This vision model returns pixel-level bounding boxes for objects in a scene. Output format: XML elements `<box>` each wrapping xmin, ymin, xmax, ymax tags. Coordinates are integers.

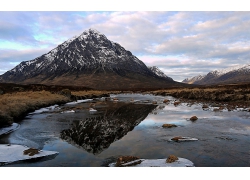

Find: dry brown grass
<box><xmin>151</xmin><ymin>84</ymin><xmax>250</xmax><ymax>103</ymax></box>
<box><xmin>0</xmin><ymin>90</ymin><xmax>70</xmax><ymax>127</ymax></box>
<box><xmin>71</xmin><ymin>90</ymin><xmax>119</xmax><ymax>96</ymax></box>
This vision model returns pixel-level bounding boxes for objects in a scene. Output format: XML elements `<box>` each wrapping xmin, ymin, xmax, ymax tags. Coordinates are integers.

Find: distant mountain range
<box><xmin>0</xmin><ymin>28</ymin><xmax>180</xmax><ymax>90</ymax></box>
<box><xmin>183</xmin><ymin>64</ymin><xmax>250</xmax><ymax>85</ymax></box>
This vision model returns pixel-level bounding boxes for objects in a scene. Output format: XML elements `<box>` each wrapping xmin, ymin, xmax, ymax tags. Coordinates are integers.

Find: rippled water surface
<box><xmin>1</xmin><ymin>93</ymin><xmax>250</xmax><ymax>167</ymax></box>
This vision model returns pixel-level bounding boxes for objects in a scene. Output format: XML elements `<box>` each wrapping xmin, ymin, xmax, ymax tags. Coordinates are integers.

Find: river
<box><xmin>1</xmin><ymin>93</ymin><xmax>250</xmax><ymax>167</ymax></box>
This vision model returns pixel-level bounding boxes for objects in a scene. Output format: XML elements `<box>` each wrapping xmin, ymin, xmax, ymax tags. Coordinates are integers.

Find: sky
<box><xmin>0</xmin><ymin>1</ymin><xmax>250</xmax><ymax>82</ymax></box>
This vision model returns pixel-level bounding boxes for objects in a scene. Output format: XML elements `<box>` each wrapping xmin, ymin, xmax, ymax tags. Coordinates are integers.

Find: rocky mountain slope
<box><xmin>148</xmin><ymin>66</ymin><xmax>173</xmax><ymax>81</ymax></box>
<box><xmin>182</xmin><ymin>64</ymin><xmax>250</xmax><ymax>85</ymax></box>
<box><xmin>0</xmin><ymin>28</ymin><xmax>179</xmax><ymax>90</ymax></box>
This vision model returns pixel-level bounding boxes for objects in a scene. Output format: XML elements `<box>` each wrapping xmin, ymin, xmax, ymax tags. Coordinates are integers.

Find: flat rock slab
<box><xmin>0</xmin><ymin>123</ymin><xmax>20</xmax><ymax>136</ymax></box>
<box><xmin>0</xmin><ymin>144</ymin><xmax>58</xmax><ymax>165</ymax></box>
<box><xmin>108</xmin><ymin>158</ymin><xmax>194</xmax><ymax>167</ymax></box>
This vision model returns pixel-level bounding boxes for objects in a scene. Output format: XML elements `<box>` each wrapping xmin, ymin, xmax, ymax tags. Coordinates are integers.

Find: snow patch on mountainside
<box><xmin>148</xmin><ymin>66</ymin><xmax>173</xmax><ymax>81</ymax></box>
<box><xmin>182</xmin><ymin>64</ymin><xmax>250</xmax><ymax>84</ymax></box>
<box><xmin>182</xmin><ymin>74</ymin><xmax>205</xmax><ymax>84</ymax></box>
<box><xmin>211</xmin><ymin>64</ymin><xmax>248</xmax><ymax>76</ymax></box>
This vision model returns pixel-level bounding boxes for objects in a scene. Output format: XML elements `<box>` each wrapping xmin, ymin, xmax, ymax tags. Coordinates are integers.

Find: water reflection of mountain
<box><xmin>60</xmin><ymin>103</ymin><xmax>156</xmax><ymax>154</ymax></box>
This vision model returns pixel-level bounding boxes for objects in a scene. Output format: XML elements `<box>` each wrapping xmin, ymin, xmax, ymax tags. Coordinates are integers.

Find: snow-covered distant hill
<box><xmin>148</xmin><ymin>66</ymin><xmax>173</xmax><ymax>81</ymax></box>
<box><xmin>182</xmin><ymin>64</ymin><xmax>250</xmax><ymax>85</ymax></box>
<box><xmin>0</xmin><ymin>28</ymin><xmax>179</xmax><ymax>90</ymax></box>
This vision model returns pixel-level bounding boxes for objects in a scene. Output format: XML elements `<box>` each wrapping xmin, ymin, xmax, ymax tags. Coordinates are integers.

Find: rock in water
<box><xmin>190</xmin><ymin>116</ymin><xmax>198</xmax><ymax>121</ymax></box>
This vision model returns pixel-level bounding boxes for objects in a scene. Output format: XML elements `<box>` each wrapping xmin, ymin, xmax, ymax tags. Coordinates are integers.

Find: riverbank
<box><xmin>150</xmin><ymin>83</ymin><xmax>250</xmax><ymax>109</ymax></box>
<box><xmin>0</xmin><ymin>89</ymin><xmax>113</xmax><ymax>128</ymax></box>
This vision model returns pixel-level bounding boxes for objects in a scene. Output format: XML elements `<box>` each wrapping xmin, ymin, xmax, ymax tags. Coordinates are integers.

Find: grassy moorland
<box><xmin>0</xmin><ymin>91</ymin><xmax>70</xmax><ymax>127</ymax></box>
<box><xmin>0</xmin><ymin>83</ymin><xmax>115</xmax><ymax>128</ymax></box>
<box><xmin>1</xmin><ymin>82</ymin><xmax>250</xmax><ymax>128</ymax></box>
<box><xmin>150</xmin><ymin>83</ymin><xmax>250</xmax><ymax>108</ymax></box>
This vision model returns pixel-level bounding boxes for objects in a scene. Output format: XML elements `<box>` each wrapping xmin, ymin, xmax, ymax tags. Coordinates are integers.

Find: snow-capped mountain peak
<box><xmin>0</xmin><ymin>28</ymin><xmax>176</xmax><ymax>89</ymax></box>
<box><xmin>148</xmin><ymin>66</ymin><xmax>173</xmax><ymax>81</ymax></box>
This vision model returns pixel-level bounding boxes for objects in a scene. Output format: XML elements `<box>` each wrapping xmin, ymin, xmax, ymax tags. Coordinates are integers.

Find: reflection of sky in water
<box><xmin>2</xmin><ymin>93</ymin><xmax>250</xmax><ymax>167</ymax></box>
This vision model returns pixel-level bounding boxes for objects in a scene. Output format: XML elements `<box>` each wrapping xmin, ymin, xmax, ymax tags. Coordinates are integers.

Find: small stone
<box><xmin>166</xmin><ymin>155</ymin><xmax>179</xmax><ymax>163</ymax></box>
<box><xmin>190</xmin><ymin>116</ymin><xmax>198</xmax><ymax>121</ymax></box>
<box><xmin>163</xmin><ymin>99</ymin><xmax>169</xmax><ymax>103</ymax></box>
<box><xmin>152</xmin><ymin>101</ymin><xmax>157</xmax><ymax>104</ymax></box>
<box><xmin>162</xmin><ymin>124</ymin><xmax>177</xmax><ymax>128</ymax></box>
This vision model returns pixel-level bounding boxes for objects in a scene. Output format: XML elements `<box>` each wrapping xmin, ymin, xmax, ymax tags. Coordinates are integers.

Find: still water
<box><xmin>1</xmin><ymin>93</ymin><xmax>250</xmax><ymax>167</ymax></box>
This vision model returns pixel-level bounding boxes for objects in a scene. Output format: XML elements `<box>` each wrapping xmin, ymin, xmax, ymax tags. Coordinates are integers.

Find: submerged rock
<box><xmin>162</xmin><ymin>124</ymin><xmax>177</xmax><ymax>128</ymax></box>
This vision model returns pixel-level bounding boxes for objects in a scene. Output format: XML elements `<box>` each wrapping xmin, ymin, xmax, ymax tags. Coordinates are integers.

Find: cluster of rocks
<box><xmin>114</xmin><ymin>155</ymin><xmax>180</xmax><ymax>167</ymax></box>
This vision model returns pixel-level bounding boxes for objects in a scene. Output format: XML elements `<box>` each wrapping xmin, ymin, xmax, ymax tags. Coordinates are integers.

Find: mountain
<box><xmin>0</xmin><ymin>28</ymin><xmax>180</xmax><ymax>90</ymax></box>
<box><xmin>148</xmin><ymin>66</ymin><xmax>173</xmax><ymax>81</ymax></box>
<box><xmin>182</xmin><ymin>75</ymin><xmax>205</xmax><ymax>84</ymax></box>
<box><xmin>182</xmin><ymin>64</ymin><xmax>250</xmax><ymax>85</ymax></box>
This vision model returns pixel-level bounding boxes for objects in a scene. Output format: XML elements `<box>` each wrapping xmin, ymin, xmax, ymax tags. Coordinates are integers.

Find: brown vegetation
<box><xmin>152</xmin><ymin>83</ymin><xmax>250</xmax><ymax>103</ymax></box>
<box><xmin>166</xmin><ymin>155</ymin><xmax>179</xmax><ymax>163</ymax></box>
<box><xmin>0</xmin><ymin>91</ymin><xmax>70</xmax><ymax>127</ymax></box>
<box><xmin>0</xmin><ymin>83</ymin><xmax>116</xmax><ymax>128</ymax></box>
<box><xmin>115</xmin><ymin>156</ymin><xmax>141</xmax><ymax>167</ymax></box>
<box><xmin>23</xmin><ymin>148</ymin><xmax>39</xmax><ymax>156</ymax></box>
